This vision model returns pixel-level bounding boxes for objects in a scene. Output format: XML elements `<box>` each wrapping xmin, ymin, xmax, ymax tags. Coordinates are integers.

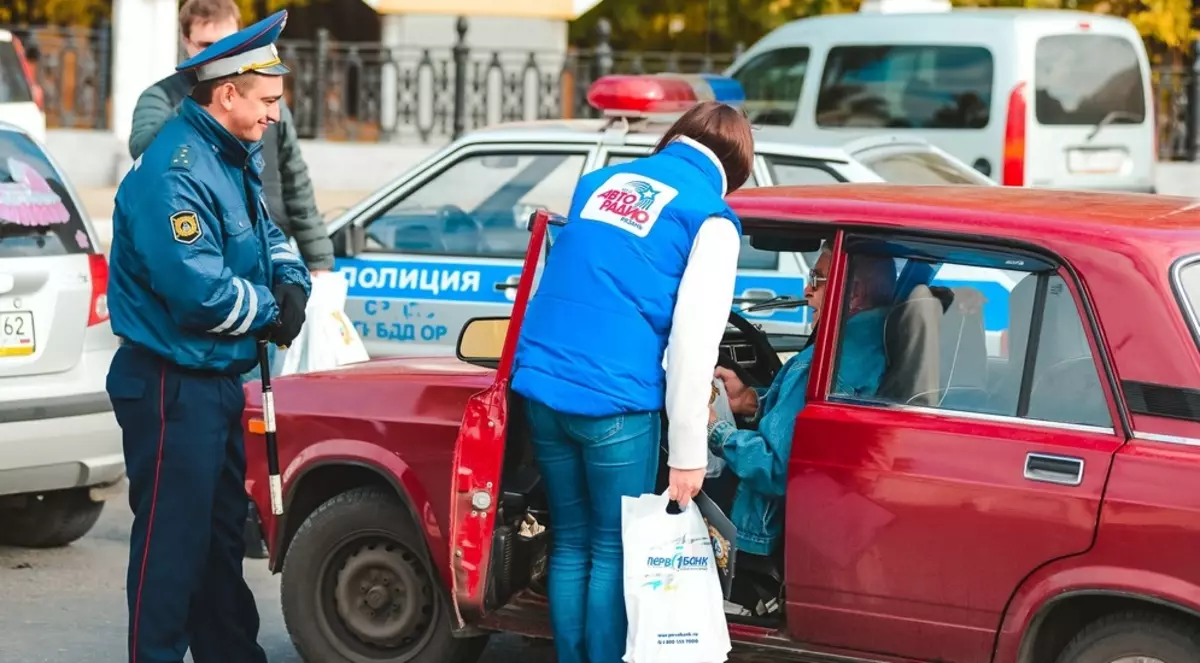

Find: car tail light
<box><xmin>87</xmin><ymin>253</ymin><xmax>109</xmax><ymax>326</ymax></box>
<box><xmin>10</xmin><ymin>36</ymin><xmax>44</xmax><ymax>112</ymax></box>
<box><xmin>1002</xmin><ymin>82</ymin><xmax>1027</xmax><ymax>187</ymax></box>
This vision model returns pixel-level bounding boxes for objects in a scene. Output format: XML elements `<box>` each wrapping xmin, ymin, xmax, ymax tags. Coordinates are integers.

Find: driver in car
<box><xmin>707</xmin><ymin>245</ymin><xmax>896</xmax><ymax>558</ymax></box>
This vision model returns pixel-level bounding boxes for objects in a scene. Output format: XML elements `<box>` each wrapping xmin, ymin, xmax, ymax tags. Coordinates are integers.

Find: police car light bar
<box><xmin>586</xmin><ymin>74</ymin><xmax>747</xmax><ymax>117</ymax></box>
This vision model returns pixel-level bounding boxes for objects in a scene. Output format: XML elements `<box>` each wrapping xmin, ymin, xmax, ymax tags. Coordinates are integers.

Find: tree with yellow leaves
<box><xmin>0</xmin><ymin>0</ymin><xmax>307</xmax><ymax>27</ymax></box>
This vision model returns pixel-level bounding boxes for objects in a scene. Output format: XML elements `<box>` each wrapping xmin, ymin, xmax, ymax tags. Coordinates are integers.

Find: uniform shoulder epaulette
<box><xmin>169</xmin><ymin>144</ymin><xmax>195</xmax><ymax>171</ymax></box>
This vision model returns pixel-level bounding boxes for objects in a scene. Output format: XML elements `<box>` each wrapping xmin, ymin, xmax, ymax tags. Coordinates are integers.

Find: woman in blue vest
<box><xmin>512</xmin><ymin>101</ymin><xmax>755</xmax><ymax>663</ymax></box>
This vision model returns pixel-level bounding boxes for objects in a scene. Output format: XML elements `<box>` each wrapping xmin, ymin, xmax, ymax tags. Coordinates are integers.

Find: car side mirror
<box><xmin>457</xmin><ymin>316</ymin><xmax>511</xmax><ymax>364</ymax></box>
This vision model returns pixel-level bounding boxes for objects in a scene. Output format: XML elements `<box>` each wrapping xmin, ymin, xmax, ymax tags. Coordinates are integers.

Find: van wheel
<box><xmin>1055</xmin><ymin>611</ymin><xmax>1200</xmax><ymax>663</ymax></box>
<box><xmin>281</xmin><ymin>486</ymin><xmax>489</xmax><ymax>663</ymax></box>
<box><xmin>0</xmin><ymin>488</ymin><xmax>104</xmax><ymax>548</ymax></box>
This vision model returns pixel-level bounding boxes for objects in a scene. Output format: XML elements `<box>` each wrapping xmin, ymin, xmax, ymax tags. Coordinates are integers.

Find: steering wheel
<box><xmin>720</xmin><ymin>309</ymin><xmax>784</xmax><ymax>389</ymax></box>
<box><xmin>436</xmin><ymin>204</ymin><xmax>486</xmax><ymax>252</ymax></box>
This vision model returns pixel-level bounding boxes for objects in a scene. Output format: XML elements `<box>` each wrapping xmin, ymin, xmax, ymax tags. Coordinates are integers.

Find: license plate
<box><xmin>0</xmin><ymin>311</ymin><xmax>35</xmax><ymax>357</ymax></box>
<box><xmin>1067</xmin><ymin>149</ymin><xmax>1126</xmax><ymax>174</ymax></box>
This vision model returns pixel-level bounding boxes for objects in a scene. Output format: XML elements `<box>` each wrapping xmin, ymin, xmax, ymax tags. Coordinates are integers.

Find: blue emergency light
<box><xmin>586</xmin><ymin>74</ymin><xmax>746</xmax><ymax>117</ymax></box>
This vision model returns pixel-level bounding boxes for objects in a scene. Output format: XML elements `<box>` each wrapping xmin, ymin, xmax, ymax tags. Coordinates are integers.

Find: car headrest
<box><xmin>879</xmin><ymin>284</ymin><xmax>943</xmax><ymax>406</ymax></box>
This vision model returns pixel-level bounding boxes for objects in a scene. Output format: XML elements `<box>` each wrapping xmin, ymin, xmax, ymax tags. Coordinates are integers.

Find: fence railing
<box><xmin>8</xmin><ymin>17</ymin><xmax>1200</xmax><ymax>161</ymax></box>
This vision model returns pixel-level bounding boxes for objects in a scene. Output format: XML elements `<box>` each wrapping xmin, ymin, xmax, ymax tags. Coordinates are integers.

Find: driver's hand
<box><xmin>714</xmin><ymin>366</ymin><xmax>759</xmax><ymax>416</ymax></box>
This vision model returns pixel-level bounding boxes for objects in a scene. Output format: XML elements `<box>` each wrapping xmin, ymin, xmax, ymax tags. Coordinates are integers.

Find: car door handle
<box><xmin>1023</xmin><ymin>453</ymin><xmax>1084</xmax><ymax>487</ymax></box>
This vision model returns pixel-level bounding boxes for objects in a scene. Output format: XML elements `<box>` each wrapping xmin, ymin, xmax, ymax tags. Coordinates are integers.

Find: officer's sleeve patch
<box><xmin>169</xmin><ymin>144</ymin><xmax>194</xmax><ymax>170</ymax></box>
<box><xmin>578</xmin><ymin>173</ymin><xmax>679</xmax><ymax>238</ymax></box>
<box><xmin>170</xmin><ymin>210</ymin><xmax>203</xmax><ymax>244</ymax></box>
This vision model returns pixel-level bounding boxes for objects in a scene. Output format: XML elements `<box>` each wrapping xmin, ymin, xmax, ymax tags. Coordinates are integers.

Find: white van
<box><xmin>725</xmin><ymin>1</ymin><xmax>1157</xmax><ymax>193</ymax></box>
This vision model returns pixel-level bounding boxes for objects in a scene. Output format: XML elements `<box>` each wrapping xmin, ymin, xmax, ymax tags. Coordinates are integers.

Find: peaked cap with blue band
<box><xmin>176</xmin><ymin>9</ymin><xmax>291</xmax><ymax>82</ymax></box>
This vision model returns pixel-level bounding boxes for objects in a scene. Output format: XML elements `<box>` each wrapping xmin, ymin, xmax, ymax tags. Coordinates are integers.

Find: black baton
<box><xmin>257</xmin><ymin>339</ymin><xmax>284</xmax><ymax>516</ymax></box>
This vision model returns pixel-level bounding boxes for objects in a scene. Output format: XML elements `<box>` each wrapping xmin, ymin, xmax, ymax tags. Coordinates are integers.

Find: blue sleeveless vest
<box><xmin>512</xmin><ymin>137</ymin><xmax>743</xmax><ymax>417</ymax></box>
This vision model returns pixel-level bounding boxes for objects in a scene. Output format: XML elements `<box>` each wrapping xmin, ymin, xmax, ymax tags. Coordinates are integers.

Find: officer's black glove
<box><xmin>270</xmin><ymin>283</ymin><xmax>307</xmax><ymax>347</ymax></box>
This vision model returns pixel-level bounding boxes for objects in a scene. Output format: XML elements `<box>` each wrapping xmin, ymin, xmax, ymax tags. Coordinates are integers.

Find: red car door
<box><xmin>785</xmin><ymin>235</ymin><xmax>1126</xmax><ymax>662</ymax></box>
<box><xmin>447</xmin><ymin>211</ymin><xmax>551</xmax><ymax>626</ymax></box>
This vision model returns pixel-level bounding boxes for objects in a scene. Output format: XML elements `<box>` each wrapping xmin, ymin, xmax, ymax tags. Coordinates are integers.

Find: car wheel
<box><xmin>280</xmin><ymin>485</ymin><xmax>490</xmax><ymax>663</ymax></box>
<box><xmin>1056</xmin><ymin>611</ymin><xmax>1200</xmax><ymax>663</ymax></box>
<box><xmin>0</xmin><ymin>487</ymin><xmax>104</xmax><ymax>548</ymax></box>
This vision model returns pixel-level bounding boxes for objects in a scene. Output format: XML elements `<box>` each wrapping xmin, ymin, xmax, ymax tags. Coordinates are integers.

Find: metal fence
<box><xmin>9</xmin><ymin>18</ymin><xmax>1200</xmax><ymax>161</ymax></box>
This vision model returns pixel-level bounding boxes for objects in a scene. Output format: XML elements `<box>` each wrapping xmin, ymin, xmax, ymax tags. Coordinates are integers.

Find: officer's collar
<box><xmin>180</xmin><ymin>97</ymin><xmax>263</xmax><ymax>166</ymax></box>
<box><xmin>662</xmin><ymin>135</ymin><xmax>728</xmax><ymax>196</ymax></box>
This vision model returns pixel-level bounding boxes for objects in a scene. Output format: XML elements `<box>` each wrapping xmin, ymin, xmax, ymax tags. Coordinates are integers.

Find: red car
<box><xmin>244</xmin><ymin>185</ymin><xmax>1200</xmax><ymax>663</ymax></box>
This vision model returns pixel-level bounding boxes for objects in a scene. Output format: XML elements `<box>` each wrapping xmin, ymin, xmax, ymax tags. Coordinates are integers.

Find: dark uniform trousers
<box><xmin>107</xmin><ymin>343</ymin><xmax>267</xmax><ymax>663</ymax></box>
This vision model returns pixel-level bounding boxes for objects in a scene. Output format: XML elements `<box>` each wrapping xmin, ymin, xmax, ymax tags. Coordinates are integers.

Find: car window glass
<box><xmin>766</xmin><ymin>158</ymin><xmax>842</xmax><ymax>185</ymax></box>
<box><xmin>817</xmin><ymin>45</ymin><xmax>993</xmax><ymax>129</ymax></box>
<box><xmin>1034</xmin><ymin>34</ymin><xmax>1145</xmax><ymax>126</ymax></box>
<box><xmin>364</xmin><ymin>151</ymin><xmax>587</xmax><ymax>259</ymax></box>
<box><xmin>858</xmin><ymin>150</ymin><xmax>985</xmax><ymax>185</ymax></box>
<box><xmin>1176</xmin><ymin>260</ymin><xmax>1200</xmax><ymax>346</ymax></box>
<box><xmin>830</xmin><ymin>250</ymin><xmax>1110</xmax><ymax>429</ymax></box>
<box><xmin>731</xmin><ymin>47</ymin><xmax>811</xmax><ymax>126</ymax></box>
<box><xmin>0</xmin><ymin>43</ymin><xmax>32</xmax><ymax>104</ymax></box>
<box><xmin>0</xmin><ymin>131</ymin><xmax>91</xmax><ymax>258</ymax></box>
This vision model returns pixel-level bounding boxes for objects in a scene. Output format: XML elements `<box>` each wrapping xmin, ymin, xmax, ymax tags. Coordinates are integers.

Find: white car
<box><xmin>0</xmin><ymin>121</ymin><xmax>123</xmax><ymax>548</ymax></box>
<box><xmin>321</xmin><ymin>74</ymin><xmax>995</xmax><ymax>359</ymax></box>
<box><xmin>0</xmin><ymin>30</ymin><xmax>46</xmax><ymax>144</ymax></box>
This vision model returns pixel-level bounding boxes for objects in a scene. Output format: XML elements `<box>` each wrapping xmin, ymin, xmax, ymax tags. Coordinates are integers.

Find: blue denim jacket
<box><xmin>707</xmin><ymin>308</ymin><xmax>888</xmax><ymax>556</ymax></box>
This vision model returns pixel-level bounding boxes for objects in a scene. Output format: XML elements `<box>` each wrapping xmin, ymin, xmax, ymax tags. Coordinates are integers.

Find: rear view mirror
<box><xmin>457</xmin><ymin>317</ymin><xmax>511</xmax><ymax>364</ymax></box>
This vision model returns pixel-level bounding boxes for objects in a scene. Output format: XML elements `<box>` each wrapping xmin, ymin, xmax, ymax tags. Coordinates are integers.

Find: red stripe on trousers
<box><xmin>131</xmin><ymin>366</ymin><xmax>167</xmax><ymax>663</ymax></box>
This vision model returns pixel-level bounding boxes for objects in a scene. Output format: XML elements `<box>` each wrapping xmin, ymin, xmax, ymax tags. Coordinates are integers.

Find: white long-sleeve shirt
<box><xmin>662</xmin><ymin>215</ymin><xmax>741</xmax><ymax>470</ymax></box>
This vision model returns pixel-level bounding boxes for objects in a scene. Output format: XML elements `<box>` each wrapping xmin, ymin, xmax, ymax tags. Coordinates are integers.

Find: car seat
<box><xmin>935</xmin><ymin>293</ymin><xmax>990</xmax><ymax>411</ymax></box>
<box><xmin>878</xmin><ymin>284</ymin><xmax>943</xmax><ymax>406</ymax></box>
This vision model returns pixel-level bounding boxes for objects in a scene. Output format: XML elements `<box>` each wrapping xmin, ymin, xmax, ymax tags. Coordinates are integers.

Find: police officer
<box><xmin>105</xmin><ymin>10</ymin><xmax>309</xmax><ymax>663</ymax></box>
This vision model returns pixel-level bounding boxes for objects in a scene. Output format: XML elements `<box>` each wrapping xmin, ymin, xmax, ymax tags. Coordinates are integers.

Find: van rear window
<box><xmin>0</xmin><ymin>131</ymin><xmax>93</xmax><ymax>257</ymax></box>
<box><xmin>816</xmin><ymin>45</ymin><xmax>993</xmax><ymax>130</ymax></box>
<box><xmin>1034</xmin><ymin>34</ymin><xmax>1145</xmax><ymax>126</ymax></box>
<box><xmin>0</xmin><ymin>42</ymin><xmax>33</xmax><ymax>104</ymax></box>
<box><xmin>731</xmin><ymin>47</ymin><xmax>811</xmax><ymax>127</ymax></box>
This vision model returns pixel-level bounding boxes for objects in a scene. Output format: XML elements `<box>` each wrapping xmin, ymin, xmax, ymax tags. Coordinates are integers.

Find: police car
<box><xmin>325</xmin><ymin>74</ymin><xmax>997</xmax><ymax>358</ymax></box>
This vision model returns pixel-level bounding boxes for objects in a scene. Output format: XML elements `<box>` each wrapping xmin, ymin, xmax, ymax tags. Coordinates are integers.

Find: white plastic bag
<box><xmin>279</xmin><ymin>271</ymin><xmax>370</xmax><ymax>375</ymax></box>
<box><xmin>622</xmin><ymin>492</ymin><xmax>731</xmax><ymax>663</ymax></box>
<box><xmin>706</xmin><ymin>378</ymin><xmax>737</xmax><ymax>477</ymax></box>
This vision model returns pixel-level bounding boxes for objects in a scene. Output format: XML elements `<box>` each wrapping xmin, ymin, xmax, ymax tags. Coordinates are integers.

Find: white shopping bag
<box><xmin>279</xmin><ymin>271</ymin><xmax>370</xmax><ymax>375</ymax></box>
<box><xmin>622</xmin><ymin>492</ymin><xmax>731</xmax><ymax>663</ymax></box>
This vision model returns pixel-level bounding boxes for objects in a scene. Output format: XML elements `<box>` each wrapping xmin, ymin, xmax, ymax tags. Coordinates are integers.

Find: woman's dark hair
<box><xmin>653</xmin><ymin>101</ymin><xmax>755</xmax><ymax>193</ymax></box>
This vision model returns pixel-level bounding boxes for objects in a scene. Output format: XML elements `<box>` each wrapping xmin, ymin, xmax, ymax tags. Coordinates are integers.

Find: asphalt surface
<box><xmin>0</xmin><ymin>484</ymin><xmax>553</xmax><ymax>663</ymax></box>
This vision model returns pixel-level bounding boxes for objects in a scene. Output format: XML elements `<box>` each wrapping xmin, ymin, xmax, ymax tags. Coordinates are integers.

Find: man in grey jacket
<box><xmin>129</xmin><ymin>0</ymin><xmax>334</xmax><ymax>273</ymax></box>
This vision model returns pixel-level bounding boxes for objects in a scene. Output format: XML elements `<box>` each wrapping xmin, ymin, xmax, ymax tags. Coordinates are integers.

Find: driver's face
<box><xmin>805</xmin><ymin>251</ymin><xmax>832</xmax><ymax>324</ymax></box>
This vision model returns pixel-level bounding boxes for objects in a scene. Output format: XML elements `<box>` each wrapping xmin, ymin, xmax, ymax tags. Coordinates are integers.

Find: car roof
<box><xmin>730</xmin><ymin>183</ymin><xmax>1200</xmax><ymax>246</ymax></box>
<box><xmin>751</xmin><ymin>8</ymin><xmax>1135</xmax><ymax>41</ymax></box>
<box><xmin>456</xmin><ymin>118</ymin><xmax>937</xmax><ymax>162</ymax></box>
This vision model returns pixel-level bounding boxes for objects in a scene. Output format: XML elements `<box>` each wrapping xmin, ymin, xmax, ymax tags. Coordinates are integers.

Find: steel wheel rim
<box><xmin>316</xmin><ymin>533</ymin><xmax>438</xmax><ymax>662</ymax></box>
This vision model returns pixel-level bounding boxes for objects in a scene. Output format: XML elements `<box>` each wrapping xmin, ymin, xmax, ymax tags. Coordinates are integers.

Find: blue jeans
<box><xmin>524</xmin><ymin>398</ymin><xmax>660</xmax><ymax>663</ymax></box>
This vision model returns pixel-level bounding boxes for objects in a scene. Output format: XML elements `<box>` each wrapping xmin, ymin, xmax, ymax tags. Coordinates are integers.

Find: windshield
<box><xmin>1034</xmin><ymin>34</ymin><xmax>1146</xmax><ymax>126</ymax></box>
<box><xmin>857</xmin><ymin>149</ymin><xmax>987</xmax><ymax>185</ymax></box>
<box><xmin>0</xmin><ymin>131</ymin><xmax>93</xmax><ymax>258</ymax></box>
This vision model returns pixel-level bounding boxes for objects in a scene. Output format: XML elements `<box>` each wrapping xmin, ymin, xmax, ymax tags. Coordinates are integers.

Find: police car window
<box><xmin>765</xmin><ymin>158</ymin><xmax>842</xmax><ymax>185</ymax></box>
<box><xmin>858</xmin><ymin>150</ymin><xmax>984</xmax><ymax>185</ymax></box>
<box><xmin>0</xmin><ymin>42</ymin><xmax>33</xmax><ymax>103</ymax></box>
<box><xmin>0</xmin><ymin>132</ymin><xmax>91</xmax><ymax>258</ymax></box>
<box><xmin>1034</xmin><ymin>34</ymin><xmax>1145</xmax><ymax>126</ymax></box>
<box><xmin>830</xmin><ymin>250</ymin><xmax>1110</xmax><ymax>429</ymax></box>
<box><xmin>816</xmin><ymin>45</ymin><xmax>993</xmax><ymax>130</ymax></box>
<box><xmin>731</xmin><ymin>47</ymin><xmax>810</xmax><ymax>126</ymax></box>
<box><xmin>364</xmin><ymin>151</ymin><xmax>587</xmax><ymax>259</ymax></box>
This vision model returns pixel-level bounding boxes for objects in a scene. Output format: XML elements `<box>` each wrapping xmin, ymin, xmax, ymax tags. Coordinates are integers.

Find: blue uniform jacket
<box><xmin>707</xmin><ymin>307</ymin><xmax>889</xmax><ymax>556</ymax></box>
<box><xmin>108</xmin><ymin>97</ymin><xmax>311</xmax><ymax>375</ymax></box>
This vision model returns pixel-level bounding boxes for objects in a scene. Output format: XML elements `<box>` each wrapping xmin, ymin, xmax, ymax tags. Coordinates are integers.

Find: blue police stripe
<box><xmin>336</xmin><ymin>257</ymin><xmax>521</xmax><ymax>304</ymax></box>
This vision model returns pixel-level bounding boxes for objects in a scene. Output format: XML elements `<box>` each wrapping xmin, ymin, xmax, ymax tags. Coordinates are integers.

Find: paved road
<box><xmin>0</xmin><ymin>484</ymin><xmax>553</xmax><ymax>663</ymax></box>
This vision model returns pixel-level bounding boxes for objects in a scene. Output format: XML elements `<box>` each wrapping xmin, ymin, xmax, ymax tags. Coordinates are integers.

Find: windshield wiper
<box><xmin>744</xmin><ymin>295</ymin><xmax>807</xmax><ymax>313</ymax></box>
<box><xmin>1085</xmin><ymin>110</ymin><xmax>1142</xmax><ymax>142</ymax></box>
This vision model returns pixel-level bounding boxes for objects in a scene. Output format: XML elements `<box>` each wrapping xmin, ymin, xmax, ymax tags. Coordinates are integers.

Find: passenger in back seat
<box><xmin>707</xmin><ymin>247</ymin><xmax>895</xmax><ymax>556</ymax></box>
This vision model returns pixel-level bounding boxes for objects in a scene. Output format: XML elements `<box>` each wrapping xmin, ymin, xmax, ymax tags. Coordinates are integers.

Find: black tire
<box><xmin>0</xmin><ymin>487</ymin><xmax>104</xmax><ymax>548</ymax></box>
<box><xmin>280</xmin><ymin>486</ymin><xmax>490</xmax><ymax>663</ymax></box>
<box><xmin>1056</xmin><ymin>610</ymin><xmax>1200</xmax><ymax>663</ymax></box>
